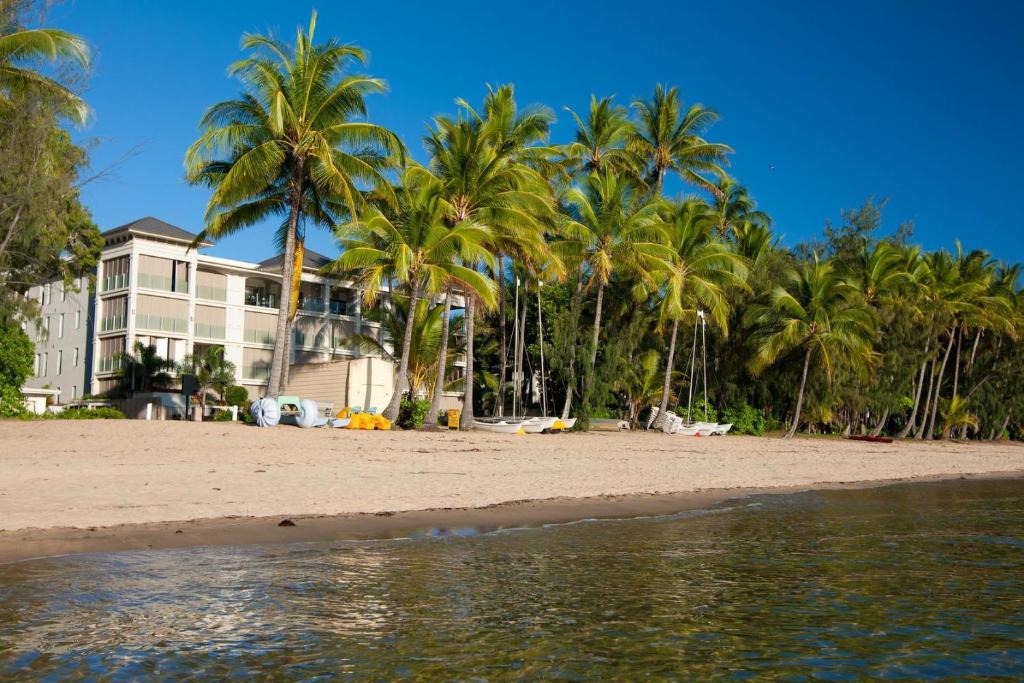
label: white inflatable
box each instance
[250,397,281,427]
[296,399,319,429]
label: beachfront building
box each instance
[23,275,95,403]
[22,216,467,411]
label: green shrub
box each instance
[690,397,718,423]
[224,385,249,407]
[719,402,768,435]
[240,399,255,424]
[57,406,126,420]
[0,384,27,418]
[0,323,33,418]
[398,396,431,429]
[211,409,235,422]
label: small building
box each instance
[20,386,61,415]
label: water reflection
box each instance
[1,479,1022,680]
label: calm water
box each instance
[1,478,1022,681]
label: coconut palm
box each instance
[708,175,771,237]
[555,169,674,415]
[654,198,747,426]
[941,395,979,440]
[117,342,174,396]
[0,13,89,122]
[185,11,402,397]
[326,165,496,423]
[747,255,875,438]
[630,84,731,195]
[424,96,552,430]
[562,95,639,177]
[179,346,237,408]
[617,349,673,429]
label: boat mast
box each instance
[512,276,520,419]
[537,281,547,417]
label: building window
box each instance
[42,352,48,376]
[100,296,128,332]
[58,313,64,338]
[101,256,131,291]
[61,283,66,302]
[43,316,49,336]
[57,350,63,375]
[97,336,126,373]
[34,353,40,376]
[72,385,78,399]
[138,255,190,293]
[74,347,79,367]
[75,309,81,329]
[44,283,51,305]
[135,294,189,334]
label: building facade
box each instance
[23,275,95,402]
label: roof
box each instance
[257,248,333,272]
[103,217,211,247]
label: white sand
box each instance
[1,420,1022,531]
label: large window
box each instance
[242,347,273,380]
[194,305,226,339]
[196,270,227,301]
[97,336,125,373]
[137,255,190,293]
[135,294,188,334]
[101,256,130,291]
[100,296,128,332]
[243,311,277,344]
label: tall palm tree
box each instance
[747,256,875,438]
[424,95,552,430]
[185,11,402,397]
[0,12,89,122]
[654,198,747,425]
[555,169,674,415]
[562,95,639,177]
[326,165,496,423]
[708,175,771,237]
[630,84,731,195]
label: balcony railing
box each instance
[138,272,189,293]
[197,285,227,302]
[97,356,123,373]
[136,314,188,334]
[194,322,226,340]
[244,329,275,345]
[243,365,271,380]
[99,315,127,332]
[329,300,349,315]
[101,273,128,292]
[298,297,326,313]
[245,293,278,308]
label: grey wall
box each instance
[23,277,95,402]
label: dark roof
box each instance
[103,216,210,246]
[258,248,333,272]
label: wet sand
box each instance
[1,420,1022,563]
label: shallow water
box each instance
[1,478,1022,680]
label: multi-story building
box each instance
[23,275,95,402]
[24,215,467,410]
[89,216,391,399]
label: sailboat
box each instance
[665,310,732,436]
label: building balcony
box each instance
[244,293,278,309]
[194,323,226,340]
[99,316,127,333]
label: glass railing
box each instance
[245,293,278,308]
[99,316,127,332]
[97,357,123,373]
[244,329,275,344]
[243,365,271,380]
[194,323,226,339]
[137,272,189,293]
[101,274,128,292]
[135,314,188,334]
[329,301,348,315]
[299,297,325,313]
[197,285,227,302]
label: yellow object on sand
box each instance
[551,420,566,431]
[336,407,351,419]
[345,412,392,430]
[516,427,526,436]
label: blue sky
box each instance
[50,1,1024,264]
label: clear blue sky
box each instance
[50,1,1024,265]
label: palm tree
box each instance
[630,84,731,195]
[562,95,639,176]
[708,175,771,237]
[185,11,402,398]
[941,395,979,440]
[747,255,875,438]
[654,198,747,426]
[555,169,674,416]
[424,94,552,430]
[118,342,174,396]
[0,12,89,122]
[179,346,237,408]
[617,349,672,429]
[326,165,496,423]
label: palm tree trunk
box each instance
[785,346,813,439]
[461,295,476,430]
[870,407,890,437]
[656,319,680,429]
[898,339,930,438]
[494,259,507,417]
[952,327,962,398]
[581,281,605,414]
[267,193,301,397]
[915,357,937,439]
[280,321,292,393]
[925,329,956,440]
[384,281,421,423]
[967,329,982,374]
[559,279,584,420]
[424,290,452,427]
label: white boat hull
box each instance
[473,419,525,434]
[521,417,558,433]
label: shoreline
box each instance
[2,471,1021,565]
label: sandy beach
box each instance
[1,420,1022,562]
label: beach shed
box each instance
[21,386,61,415]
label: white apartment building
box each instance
[90,216,390,399]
